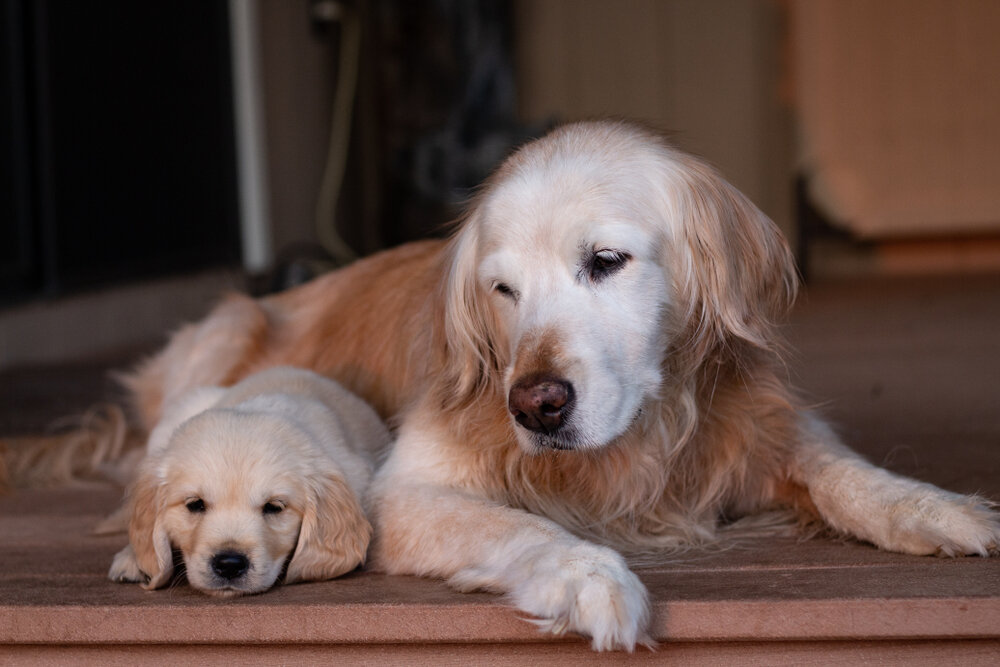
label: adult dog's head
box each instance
[123,407,370,596]
[444,120,797,453]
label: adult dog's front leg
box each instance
[369,470,651,651]
[791,415,1000,556]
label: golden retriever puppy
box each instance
[120,121,999,647]
[109,366,389,596]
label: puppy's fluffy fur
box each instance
[109,366,389,596]
[122,121,1000,646]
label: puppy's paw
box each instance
[507,542,652,651]
[108,545,148,584]
[887,489,1000,557]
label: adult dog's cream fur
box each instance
[123,121,1000,647]
[110,366,389,596]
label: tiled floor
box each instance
[2,274,999,661]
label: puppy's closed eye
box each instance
[186,498,206,513]
[262,501,284,515]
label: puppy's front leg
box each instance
[791,414,1000,556]
[369,459,651,651]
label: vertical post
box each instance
[229,0,272,275]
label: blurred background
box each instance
[2,0,999,370]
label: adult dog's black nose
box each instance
[211,551,249,580]
[508,374,574,434]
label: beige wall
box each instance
[513,0,794,241]
[793,0,1000,239]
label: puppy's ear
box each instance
[126,460,174,589]
[285,471,372,584]
[441,209,509,404]
[666,153,798,360]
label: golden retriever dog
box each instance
[121,121,999,647]
[109,366,389,596]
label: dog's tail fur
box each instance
[0,403,142,491]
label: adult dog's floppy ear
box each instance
[442,206,509,404]
[285,471,371,583]
[664,152,798,360]
[125,460,174,589]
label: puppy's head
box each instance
[126,409,370,596]
[444,120,797,453]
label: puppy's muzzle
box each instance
[211,550,250,580]
[508,374,575,435]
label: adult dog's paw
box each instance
[507,541,652,651]
[886,488,1000,557]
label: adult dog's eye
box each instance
[492,281,517,300]
[588,249,631,281]
[262,501,284,515]
[185,498,206,513]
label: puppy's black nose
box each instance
[211,551,249,580]
[508,374,574,434]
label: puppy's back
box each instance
[217,366,392,461]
